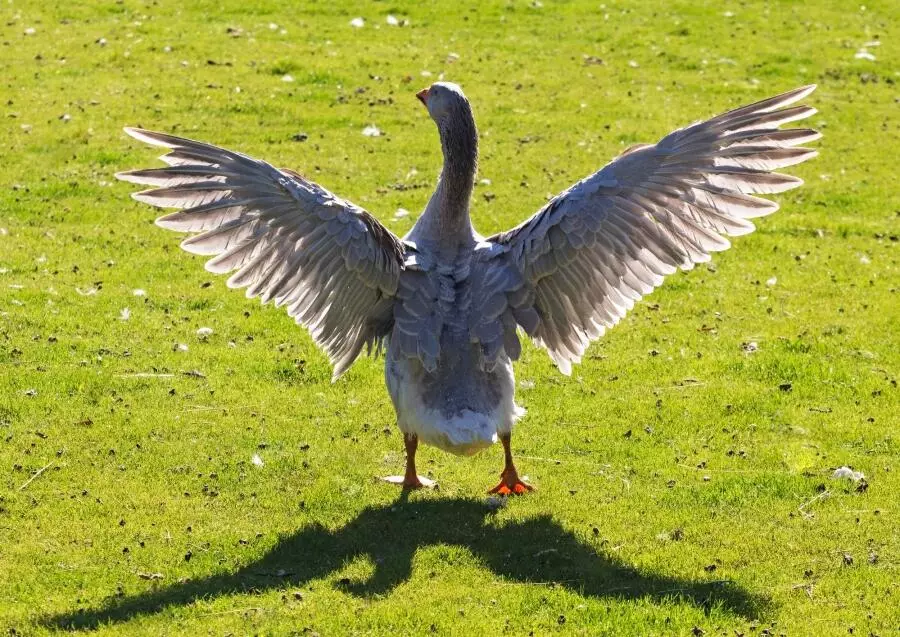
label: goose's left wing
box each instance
[491,85,820,374]
[117,128,405,379]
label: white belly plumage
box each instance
[385,340,525,456]
[398,405,503,456]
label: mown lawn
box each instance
[1,0,898,634]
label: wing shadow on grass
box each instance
[44,495,767,629]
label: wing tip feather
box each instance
[788,84,817,104]
[331,367,348,383]
[130,189,172,207]
[205,259,231,276]
[179,235,219,256]
[762,84,817,112]
[123,126,171,148]
[114,170,139,184]
[154,215,185,231]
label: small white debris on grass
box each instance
[766,276,777,287]
[175,343,189,352]
[76,287,98,296]
[859,254,871,265]
[268,22,279,30]
[832,466,865,482]
[119,307,131,321]
[420,70,433,77]
[25,388,37,396]
[24,27,36,35]
[393,208,410,219]
[741,341,759,354]
[349,17,365,28]
[479,178,492,186]
[251,453,264,467]
[386,14,399,26]
[132,288,146,297]
[723,10,735,17]
[854,49,876,61]
[447,52,460,63]
[196,327,213,339]
[518,379,535,389]
[60,113,72,123]
[361,125,382,137]
[628,60,640,68]
[281,74,294,82]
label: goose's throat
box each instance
[437,113,478,221]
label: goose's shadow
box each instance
[44,496,766,629]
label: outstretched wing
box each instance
[117,128,405,379]
[491,85,820,374]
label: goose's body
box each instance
[386,243,524,457]
[118,82,819,493]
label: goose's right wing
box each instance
[117,128,405,379]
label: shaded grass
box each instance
[41,496,769,631]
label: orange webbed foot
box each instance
[488,473,534,496]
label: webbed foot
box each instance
[488,469,533,495]
[382,474,437,490]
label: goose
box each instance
[117,82,819,494]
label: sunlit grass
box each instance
[1,0,897,634]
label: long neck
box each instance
[437,113,478,214]
[426,106,478,243]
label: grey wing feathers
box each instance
[492,85,820,374]
[393,263,443,373]
[117,128,405,379]
[466,244,535,371]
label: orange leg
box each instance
[488,433,533,495]
[382,433,436,489]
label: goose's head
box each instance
[416,82,478,181]
[416,82,471,126]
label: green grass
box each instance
[1,0,898,634]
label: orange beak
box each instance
[416,87,430,106]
